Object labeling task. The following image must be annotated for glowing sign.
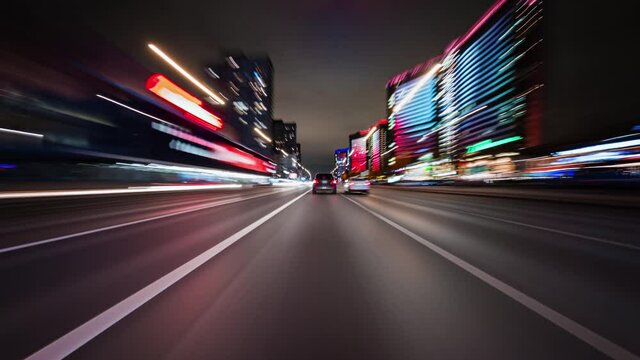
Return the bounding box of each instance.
[146,74,223,131]
[350,137,367,173]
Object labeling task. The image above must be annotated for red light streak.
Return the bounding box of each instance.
[146,74,223,131]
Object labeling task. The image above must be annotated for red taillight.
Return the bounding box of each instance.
[330,180,337,185]
[313,179,319,184]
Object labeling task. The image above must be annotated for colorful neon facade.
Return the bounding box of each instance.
[386,0,543,169]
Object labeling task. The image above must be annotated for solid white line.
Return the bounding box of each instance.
[0,189,288,254]
[0,184,243,200]
[342,195,639,360]
[26,190,309,360]
[370,194,640,251]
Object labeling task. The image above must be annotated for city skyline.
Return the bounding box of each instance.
[6,0,640,173]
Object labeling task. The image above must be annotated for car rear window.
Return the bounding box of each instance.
[315,174,333,180]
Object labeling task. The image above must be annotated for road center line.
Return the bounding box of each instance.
[342,195,639,360]
[0,188,292,255]
[370,194,640,251]
[26,190,309,360]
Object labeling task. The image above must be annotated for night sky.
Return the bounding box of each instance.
[17,0,495,172]
[9,1,640,172]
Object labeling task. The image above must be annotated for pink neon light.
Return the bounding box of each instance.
[447,0,507,54]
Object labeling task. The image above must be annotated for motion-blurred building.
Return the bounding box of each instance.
[0,28,277,182]
[367,119,389,177]
[334,148,349,178]
[349,130,369,176]
[272,120,301,178]
[385,0,544,180]
[206,53,274,159]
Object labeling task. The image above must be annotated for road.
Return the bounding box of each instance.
[1,185,639,359]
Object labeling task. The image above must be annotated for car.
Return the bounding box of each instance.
[312,173,337,194]
[344,178,370,194]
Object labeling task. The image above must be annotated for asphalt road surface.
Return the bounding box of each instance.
[2,185,639,359]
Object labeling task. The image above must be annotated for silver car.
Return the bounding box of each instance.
[344,178,370,194]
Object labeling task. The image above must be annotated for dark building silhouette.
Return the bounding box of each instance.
[272,120,301,177]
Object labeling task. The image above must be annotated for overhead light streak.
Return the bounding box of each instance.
[148,43,226,105]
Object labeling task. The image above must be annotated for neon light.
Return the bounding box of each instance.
[146,74,223,131]
[466,136,522,154]
[350,137,367,173]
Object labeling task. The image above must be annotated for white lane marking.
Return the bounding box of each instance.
[26,190,309,360]
[0,184,243,200]
[343,195,639,360]
[0,189,290,254]
[370,194,640,251]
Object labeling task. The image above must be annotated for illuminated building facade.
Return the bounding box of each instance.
[367,120,389,176]
[206,53,274,158]
[386,0,544,178]
[349,130,369,175]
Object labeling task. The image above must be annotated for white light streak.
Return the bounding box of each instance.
[554,139,640,156]
[148,44,226,105]
[393,63,442,115]
[253,128,272,142]
[97,94,179,128]
[0,127,44,139]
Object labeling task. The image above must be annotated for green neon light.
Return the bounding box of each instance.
[466,136,522,154]
[418,152,434,161]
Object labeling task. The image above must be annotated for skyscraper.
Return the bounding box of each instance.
[206,53,274,159]
[272,119,300,177]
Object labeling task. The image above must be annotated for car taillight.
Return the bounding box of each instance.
[313,179,319,184]
[330,180,337,185]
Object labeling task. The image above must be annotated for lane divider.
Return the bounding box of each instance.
[369,194,640,251]
[0,188,295,255]
[26,190,309,360]
[342,195,639,360]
